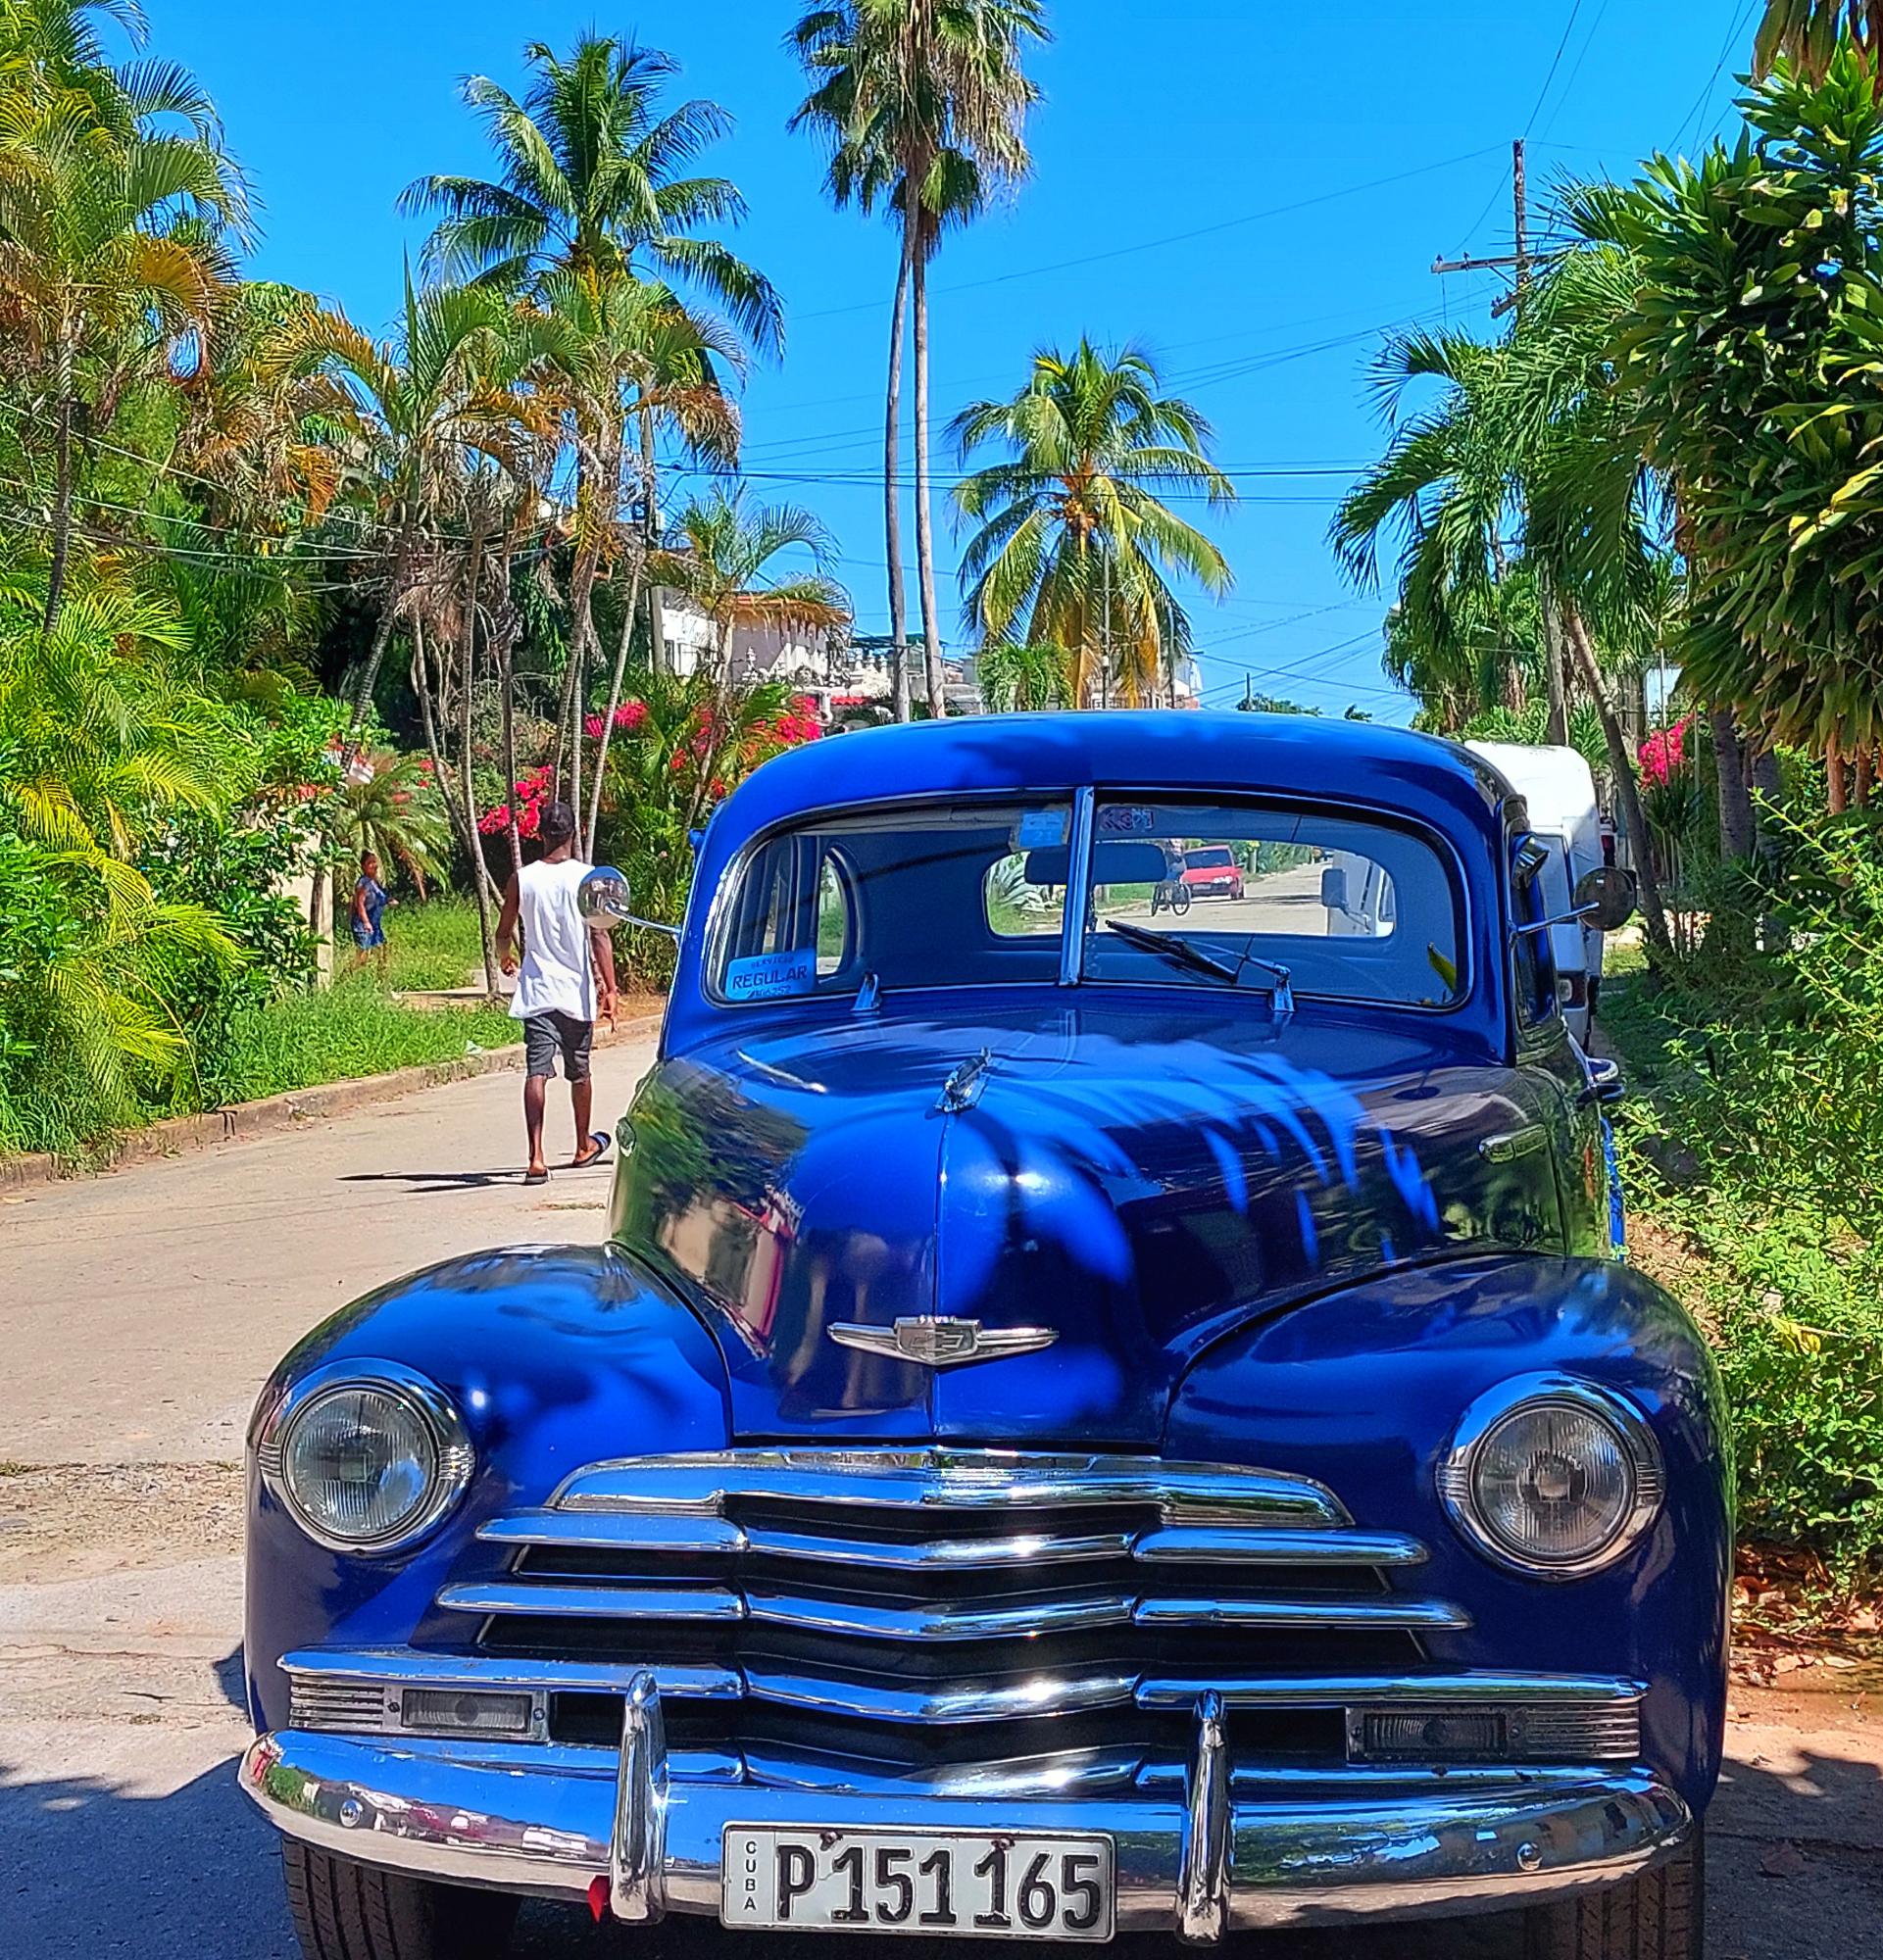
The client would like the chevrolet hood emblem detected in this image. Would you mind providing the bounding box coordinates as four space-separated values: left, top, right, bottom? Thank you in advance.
829 1316 1059 1368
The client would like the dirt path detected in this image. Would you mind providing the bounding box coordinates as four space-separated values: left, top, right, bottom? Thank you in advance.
0 1033 1877 1957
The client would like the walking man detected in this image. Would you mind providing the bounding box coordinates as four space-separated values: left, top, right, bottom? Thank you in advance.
495 802 619 1186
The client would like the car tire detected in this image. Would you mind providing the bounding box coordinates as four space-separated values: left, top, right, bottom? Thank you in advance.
1521 1830 1703 1960
283 1839 520 1960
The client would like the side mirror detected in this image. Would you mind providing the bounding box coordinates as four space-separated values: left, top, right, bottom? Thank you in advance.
579 866 633 925
1572 866 1637 933
1319 866 1350 912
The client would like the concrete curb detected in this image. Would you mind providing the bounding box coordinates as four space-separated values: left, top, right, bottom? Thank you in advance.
0 1008 666 1190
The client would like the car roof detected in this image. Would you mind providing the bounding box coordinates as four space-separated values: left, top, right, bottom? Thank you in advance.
717 710 1506 842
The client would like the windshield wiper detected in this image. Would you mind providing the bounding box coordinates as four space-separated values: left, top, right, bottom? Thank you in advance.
1103 918 1295 1012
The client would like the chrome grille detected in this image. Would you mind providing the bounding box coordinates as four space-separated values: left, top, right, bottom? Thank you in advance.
427 1447 1518 1779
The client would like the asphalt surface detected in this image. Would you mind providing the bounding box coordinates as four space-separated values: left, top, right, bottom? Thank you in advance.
1 1026 1878 1959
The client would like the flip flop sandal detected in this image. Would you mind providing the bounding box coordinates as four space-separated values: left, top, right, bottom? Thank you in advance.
523 1168 550 1187
573 1132 614 1170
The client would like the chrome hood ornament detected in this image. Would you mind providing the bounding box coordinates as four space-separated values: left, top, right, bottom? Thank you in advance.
829 1316 1059 1369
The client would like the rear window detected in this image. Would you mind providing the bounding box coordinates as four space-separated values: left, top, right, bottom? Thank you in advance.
1185 848 1234 869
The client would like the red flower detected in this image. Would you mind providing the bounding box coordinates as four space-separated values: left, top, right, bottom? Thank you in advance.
477 805 511 836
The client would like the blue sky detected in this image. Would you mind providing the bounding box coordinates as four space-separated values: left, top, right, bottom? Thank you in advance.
154 0 1761 720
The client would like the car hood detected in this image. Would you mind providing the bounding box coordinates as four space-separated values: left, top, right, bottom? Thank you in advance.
608 1002 1566 1444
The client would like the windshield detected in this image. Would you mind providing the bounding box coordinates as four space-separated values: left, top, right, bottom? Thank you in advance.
711 794 1463 1008
1081 798 1462 1005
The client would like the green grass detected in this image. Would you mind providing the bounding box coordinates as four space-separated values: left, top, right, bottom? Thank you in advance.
208 986 520 1105
350 895 490 993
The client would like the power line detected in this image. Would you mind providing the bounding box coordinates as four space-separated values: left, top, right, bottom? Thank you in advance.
794 146 1505 323
1537 0 1613 143
1524 1 1588 136
1672 0 1759 155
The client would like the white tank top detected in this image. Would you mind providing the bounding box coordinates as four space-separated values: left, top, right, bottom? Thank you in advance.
511 857 597 1022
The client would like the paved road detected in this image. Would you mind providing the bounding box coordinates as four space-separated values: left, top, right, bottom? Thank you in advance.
1 1039 1878 1959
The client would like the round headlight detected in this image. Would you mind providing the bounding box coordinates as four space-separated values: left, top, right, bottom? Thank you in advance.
269 1365 471 1553
1439 1376 1663 1578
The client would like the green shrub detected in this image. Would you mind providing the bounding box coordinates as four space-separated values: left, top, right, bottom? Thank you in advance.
1607 814 1883 1592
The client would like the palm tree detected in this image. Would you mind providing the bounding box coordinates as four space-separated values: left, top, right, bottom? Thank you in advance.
268 274 559 745
534 273 744 849
1332 329 1565 734
401 34 780 351
951 339 1234 707
0 39 240 630
1334 274 1678 953
975 639 1070 710
646 487 851 687
788 2 1048 719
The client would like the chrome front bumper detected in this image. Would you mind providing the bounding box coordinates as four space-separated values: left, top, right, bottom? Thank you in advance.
239 1676 1693 1939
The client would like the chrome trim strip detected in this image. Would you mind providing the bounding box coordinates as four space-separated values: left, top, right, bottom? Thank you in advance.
1178 1693 1231 1945
743 1524 1134 1569
743 1744 1147 1798
551 1448 1348 1527
1134 1595 1471 1632
1133 1526 1428 1567
279 1648 743 1701
478 1512 747 1556
1137 1672 1646 1711
741 1664 1141 1725
744 1588 1134 1642
434 1582 745 1622
1060 786 1097 987
610 1672 668 1923
240 1730 1691 1929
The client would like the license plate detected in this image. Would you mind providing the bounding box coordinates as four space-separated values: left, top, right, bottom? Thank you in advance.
721 1826 1115 1940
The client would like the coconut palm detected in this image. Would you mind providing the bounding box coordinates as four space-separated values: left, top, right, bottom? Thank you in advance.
951 339 1234 707
646 487 851 685
0 49 240 629
533 273 745 849
788 2 1048 718
268 274 561 745
400 34 779 354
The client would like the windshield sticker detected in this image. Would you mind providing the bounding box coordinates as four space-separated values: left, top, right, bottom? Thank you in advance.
724 950 815 1003
1013 808 1069 850
1099 805 1158 836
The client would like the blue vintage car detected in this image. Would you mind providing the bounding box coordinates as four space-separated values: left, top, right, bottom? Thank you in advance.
241 712 1728 1960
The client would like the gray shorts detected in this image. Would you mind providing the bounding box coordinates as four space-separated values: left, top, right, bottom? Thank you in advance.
523 1010 593 1082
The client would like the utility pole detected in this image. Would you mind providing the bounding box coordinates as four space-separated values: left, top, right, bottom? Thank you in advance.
1432 137 1568 744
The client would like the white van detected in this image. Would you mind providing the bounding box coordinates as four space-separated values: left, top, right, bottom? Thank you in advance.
1467 742 1609 1045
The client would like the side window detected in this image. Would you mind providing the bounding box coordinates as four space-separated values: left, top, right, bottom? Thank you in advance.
1511 837 1561 1034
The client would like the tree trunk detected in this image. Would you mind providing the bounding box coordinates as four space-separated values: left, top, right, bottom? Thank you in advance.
909 181 945 720
586 542 648 860
43 329 77 636
495 559 524 878
458 606 500 996
1710 706 1757 860
344 523 414 760
1562 608 1671 956
1538 568 1570 747
886 238 913 723
1858 746 1875 808
1827 733 1848 814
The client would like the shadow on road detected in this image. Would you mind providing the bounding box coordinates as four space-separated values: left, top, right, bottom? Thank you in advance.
0 1742 1874 1959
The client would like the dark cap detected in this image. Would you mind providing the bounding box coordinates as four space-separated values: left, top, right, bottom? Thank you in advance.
539 800 577 849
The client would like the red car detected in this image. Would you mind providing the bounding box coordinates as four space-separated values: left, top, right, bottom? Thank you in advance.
1180 845 1245 900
